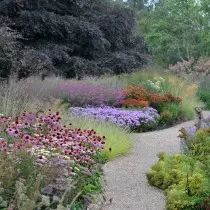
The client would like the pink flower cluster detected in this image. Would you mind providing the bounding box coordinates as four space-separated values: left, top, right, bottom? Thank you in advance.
0 112 105 174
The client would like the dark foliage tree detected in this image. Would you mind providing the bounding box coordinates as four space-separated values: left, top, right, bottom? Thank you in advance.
0 0 149 78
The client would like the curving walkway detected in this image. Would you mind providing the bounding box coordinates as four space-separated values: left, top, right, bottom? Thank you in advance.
103 112 210 210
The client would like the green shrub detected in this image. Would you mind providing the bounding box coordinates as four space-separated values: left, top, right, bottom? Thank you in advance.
166 175 210 210
147 153 210 210
189 128 210 166
0 151 55 208
159 103 189 126
159 110 174 126
197 88 210 110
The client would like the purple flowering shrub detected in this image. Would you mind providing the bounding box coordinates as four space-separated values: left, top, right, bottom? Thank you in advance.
60 82 124 107
71 106 160 131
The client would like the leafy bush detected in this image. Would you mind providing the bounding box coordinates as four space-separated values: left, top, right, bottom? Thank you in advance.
147 153 210 210
168 59 194 79
60 82 124 107
158 110 174 126
70 106 159 132
197 88 210 110
145 76 166 93
168 58 210 110
158 103 187 126
122 85 182 112
139 0 210 66
148 116 210 210
169 57 210 78
179 116 210 150
123 98 150 108
0 0 149 78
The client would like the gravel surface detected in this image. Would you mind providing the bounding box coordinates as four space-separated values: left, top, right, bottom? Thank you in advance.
103 112 210 210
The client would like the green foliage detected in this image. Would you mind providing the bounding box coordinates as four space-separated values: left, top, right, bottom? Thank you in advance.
197 88 210 110
64 170 103 209
148 124 210 209
158 110 174 126
147 153 210 210
139 0 210 66
0 144 105 210
117 0 149 10
166 176 209 210
189 128 210 164
158 103 180 126
0 151 55 208
196 74 210 110
121 69 201 121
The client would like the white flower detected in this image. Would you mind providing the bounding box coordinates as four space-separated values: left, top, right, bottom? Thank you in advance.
159 77 165 82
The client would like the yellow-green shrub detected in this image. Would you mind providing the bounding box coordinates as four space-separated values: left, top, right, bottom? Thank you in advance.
147 153 210 210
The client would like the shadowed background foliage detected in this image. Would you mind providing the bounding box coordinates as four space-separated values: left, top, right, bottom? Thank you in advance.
0 0 150 79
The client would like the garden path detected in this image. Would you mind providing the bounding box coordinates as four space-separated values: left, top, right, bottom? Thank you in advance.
103 111 210 210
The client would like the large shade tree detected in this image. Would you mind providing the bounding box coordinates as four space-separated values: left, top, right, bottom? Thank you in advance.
139 0 210 66
0 0 147 78
0 0 149 78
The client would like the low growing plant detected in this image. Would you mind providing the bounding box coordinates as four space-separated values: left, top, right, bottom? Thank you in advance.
70 106 159 132
147 153 210 210
197 88 210 110
148 116 210 210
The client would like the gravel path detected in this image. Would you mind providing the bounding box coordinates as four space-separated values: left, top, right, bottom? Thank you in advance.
103 112 210 210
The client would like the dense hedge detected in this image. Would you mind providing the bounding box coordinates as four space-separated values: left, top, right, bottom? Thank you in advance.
0 0 149 79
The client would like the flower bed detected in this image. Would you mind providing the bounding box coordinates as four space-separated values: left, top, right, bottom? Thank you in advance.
122 86 182 110
0 112 104 173
71 106 159 132
0 112 105 209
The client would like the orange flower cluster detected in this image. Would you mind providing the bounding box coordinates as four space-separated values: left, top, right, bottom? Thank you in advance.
122 86 182 108
123 99 150 108
123 86 149 101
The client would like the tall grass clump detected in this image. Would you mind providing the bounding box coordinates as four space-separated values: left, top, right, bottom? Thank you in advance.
60 109 133 161
82 75 127 90
0 76 63 116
